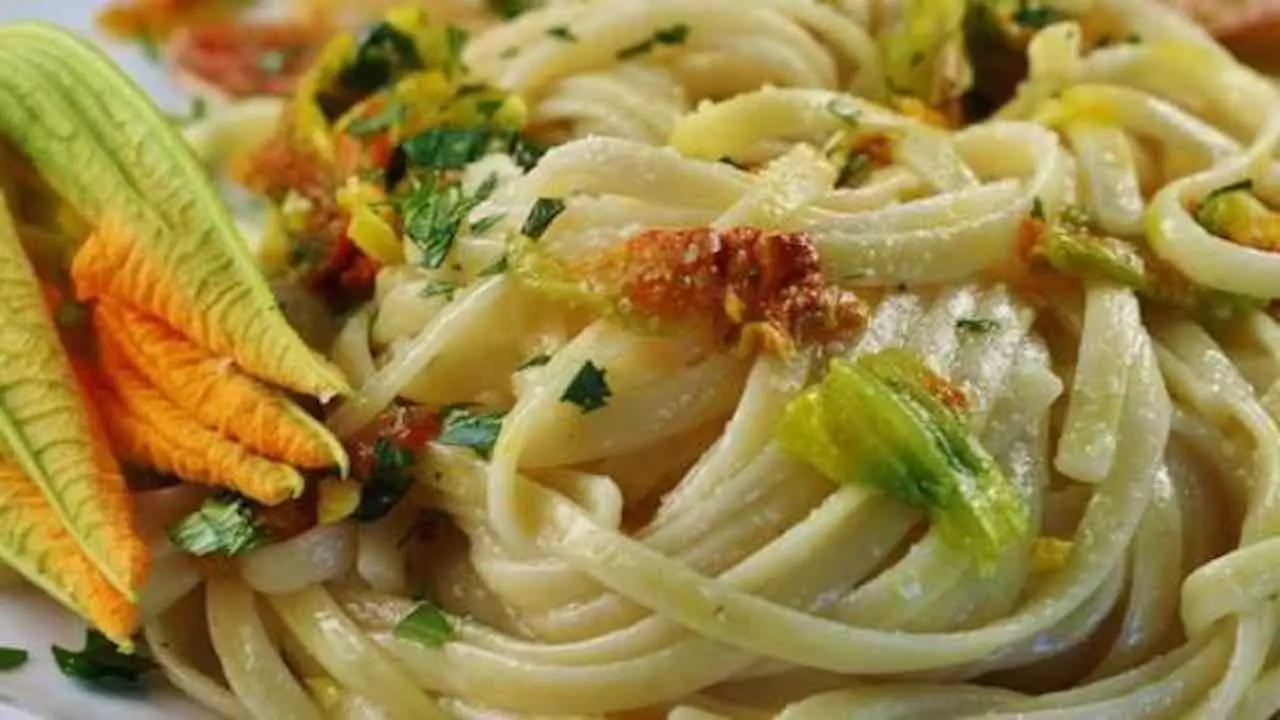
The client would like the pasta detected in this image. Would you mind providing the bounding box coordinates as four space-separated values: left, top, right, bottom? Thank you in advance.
28 0 1280 718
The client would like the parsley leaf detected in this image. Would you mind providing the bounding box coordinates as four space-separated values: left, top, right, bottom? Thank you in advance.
470 213 505 234
835 152 873 188
956 318 1000 333
169 494 268 557
826 98 860 127
402 174 499 268
421 279 460 300
0 647 27 671
1012 5 1071 30
437 406 505 459
402 127 545 171
488 0 534 19
138 33 161 63
521 198 567 240
402 127 494 169
547 25 577 42
346 99 406 137
53 631 156 691
478 254 509 276
342 22 423 94
445 26 470 76
257 49 288 75
353 438 418 521
617 23 690 60
1031 196 1046 220
561 361 612 413
517 352 552 370
394 601 455 647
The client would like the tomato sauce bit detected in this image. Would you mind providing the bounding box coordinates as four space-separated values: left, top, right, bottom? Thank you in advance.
347 405 442 481
597 227 866 351
170 20 328 98
236 128 381 308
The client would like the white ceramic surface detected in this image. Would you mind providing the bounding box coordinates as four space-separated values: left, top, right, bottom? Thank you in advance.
0 2 218 718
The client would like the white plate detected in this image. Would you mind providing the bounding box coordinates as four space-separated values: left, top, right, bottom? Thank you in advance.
0 1 221 717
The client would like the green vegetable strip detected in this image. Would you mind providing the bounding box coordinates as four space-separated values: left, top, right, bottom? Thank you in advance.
775 350 1027 566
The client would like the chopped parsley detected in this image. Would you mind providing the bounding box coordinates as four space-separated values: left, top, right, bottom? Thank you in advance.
257 49 288 75
517 352 552 370
394 601 455 647
478 253 509 276
521 198 567 240
1031 196 1046 221
346 99 407 137
403 173 499 268
169 494 268 557
137 33 161 63
421 279 460 300
402 126 545 171
53 630 156 690
1011 5 1071 30
956 318 1000 333
437 405 505 460
617 23 690 60
547 25 578 42
402 127 494 169
826 98 860 127
488 0 535 19
470 213 505 235
835 152 874 188
342 22 423 94
0 647 27 671
445 26 470 76
561 361 612 413
167 96 208 127
353 438 418 522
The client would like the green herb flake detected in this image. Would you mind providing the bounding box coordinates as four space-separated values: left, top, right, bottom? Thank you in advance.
138 33 161 63
257 49 288 75
53 630 157 690
470 213 505 235
437 406 505 460
617 23 690 60
394 601 455 648
1031 196 1046 221
475 98 505 118
488 0 534 19
354 438 418 521
445 26 470 75
825 98 860 127
169 494 268 557
342 22 423 94
402 127 493 169
517 352 552 370
346 99 407 137
835 152 873 188
521 198 567 240
421 280 460 300
0 647 28 671
547 25 578 42
1011 5 1071 30
402 173 499 269
956 317 1000 333
478 254 509 276
561 361 612 413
